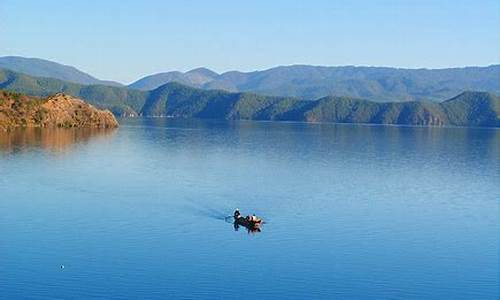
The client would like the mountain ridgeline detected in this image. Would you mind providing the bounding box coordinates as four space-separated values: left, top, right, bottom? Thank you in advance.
129 64 500 102
130 68 219 90
1 68 498 127
0 56 122 86
2 56 499 103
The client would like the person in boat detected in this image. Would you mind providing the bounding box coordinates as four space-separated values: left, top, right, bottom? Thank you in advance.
245 215 255 223
233 208 241 219
246 214 259 223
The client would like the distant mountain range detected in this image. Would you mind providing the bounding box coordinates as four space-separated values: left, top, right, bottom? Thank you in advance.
0 56 123 87
129 64 500 103
129 67 219 90
1 68 498 127
1 56 499 102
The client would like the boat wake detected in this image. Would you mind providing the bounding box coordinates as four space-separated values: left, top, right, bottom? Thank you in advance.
182 199 231 221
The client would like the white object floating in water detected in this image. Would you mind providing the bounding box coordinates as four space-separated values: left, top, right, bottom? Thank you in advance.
60 265 65 269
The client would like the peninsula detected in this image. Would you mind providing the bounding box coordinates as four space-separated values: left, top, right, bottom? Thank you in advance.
0 90 118 131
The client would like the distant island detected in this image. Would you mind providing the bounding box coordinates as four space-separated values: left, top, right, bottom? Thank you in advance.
0 90 118 131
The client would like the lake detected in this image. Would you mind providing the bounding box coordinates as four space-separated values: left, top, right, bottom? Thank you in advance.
0 118 498 299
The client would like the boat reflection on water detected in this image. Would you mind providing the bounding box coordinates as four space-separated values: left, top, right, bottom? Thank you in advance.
224 215 263 233
0 127 116 154
234 221 262 233
233 216 263 234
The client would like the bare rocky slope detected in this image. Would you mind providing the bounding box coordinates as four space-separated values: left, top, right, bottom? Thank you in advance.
0 90 118 131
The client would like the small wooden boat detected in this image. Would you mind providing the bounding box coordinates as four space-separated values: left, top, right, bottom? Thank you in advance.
234 216 263 229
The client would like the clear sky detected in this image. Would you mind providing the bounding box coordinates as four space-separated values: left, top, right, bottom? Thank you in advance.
1 0 499 83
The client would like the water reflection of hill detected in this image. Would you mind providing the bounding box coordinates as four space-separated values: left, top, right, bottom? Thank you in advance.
0 128 116 154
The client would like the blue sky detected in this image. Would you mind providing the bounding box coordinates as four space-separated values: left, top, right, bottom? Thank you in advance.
1 0 499 83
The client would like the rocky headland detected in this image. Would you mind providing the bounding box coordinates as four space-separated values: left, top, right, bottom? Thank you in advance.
0 90 118 131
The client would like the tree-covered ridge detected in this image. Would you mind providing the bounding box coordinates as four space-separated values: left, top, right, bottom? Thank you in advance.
142 85 498 127
1 68 498 127
0 69 144 116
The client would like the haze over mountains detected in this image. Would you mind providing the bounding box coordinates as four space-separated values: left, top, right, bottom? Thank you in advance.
129 68 219 90
0 56 123 87
129 65 500 103
1 56 499 103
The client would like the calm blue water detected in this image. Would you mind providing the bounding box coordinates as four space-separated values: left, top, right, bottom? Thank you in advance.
0 119 498 299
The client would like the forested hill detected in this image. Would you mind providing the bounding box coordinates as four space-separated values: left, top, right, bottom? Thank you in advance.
141 85 499 127
1 68 498 127
0 68 144 116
